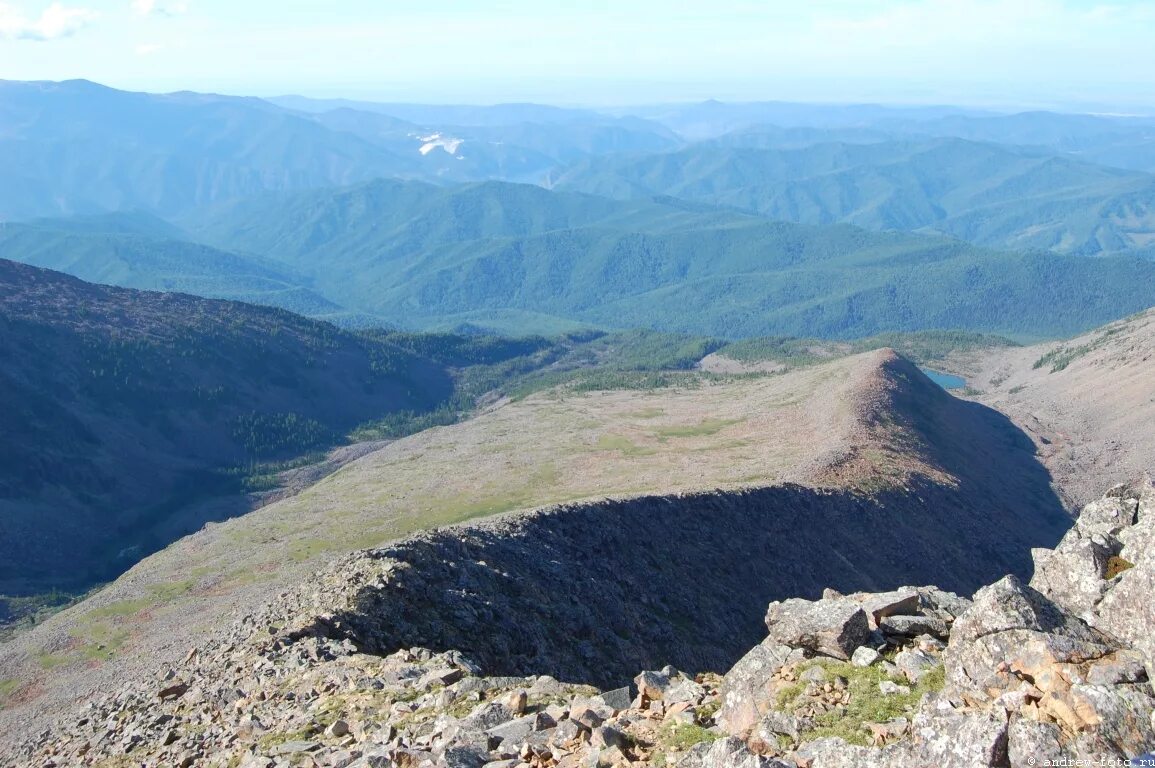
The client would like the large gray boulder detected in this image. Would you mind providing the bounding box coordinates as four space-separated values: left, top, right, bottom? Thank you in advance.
944 575 1114 701
1007 719 1067 767
793 737 898 768
763 597 870 661
1063 683 1155 759
1030 537 1113 619
902 704 1010 767
854 589 920 629
1085 486 1155 676
797 702 1011 768
1030 480 1155 684
678 736 792 768
716 639 801 738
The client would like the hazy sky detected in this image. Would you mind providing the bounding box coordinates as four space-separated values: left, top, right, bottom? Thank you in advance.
2 0 1155 108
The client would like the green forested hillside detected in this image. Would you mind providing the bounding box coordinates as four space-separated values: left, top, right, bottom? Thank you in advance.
0 216 352 319
186 179 1155 339
552 138 1155 255
0 258 453 597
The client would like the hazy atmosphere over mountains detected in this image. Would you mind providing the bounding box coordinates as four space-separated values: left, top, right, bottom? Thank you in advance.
3 2 1155 767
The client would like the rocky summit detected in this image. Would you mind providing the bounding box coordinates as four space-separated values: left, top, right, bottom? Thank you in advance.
18 481 1155 767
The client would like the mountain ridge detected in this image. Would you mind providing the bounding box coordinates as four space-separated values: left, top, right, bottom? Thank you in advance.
0 342 1069 760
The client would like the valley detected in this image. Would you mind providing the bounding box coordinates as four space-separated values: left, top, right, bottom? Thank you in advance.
2 71 1155 767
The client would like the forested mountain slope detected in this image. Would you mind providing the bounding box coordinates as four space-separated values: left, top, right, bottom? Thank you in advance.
186 178 1155 338
0 259 450 597
552 138 1155 255
0 214 349 320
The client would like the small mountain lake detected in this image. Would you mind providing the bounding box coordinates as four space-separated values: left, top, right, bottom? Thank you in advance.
921 368 966 390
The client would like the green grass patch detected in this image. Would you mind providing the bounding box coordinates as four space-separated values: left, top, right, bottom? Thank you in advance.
628 408 666 419
593 434 657 457
76 622 131 662
1033 345 1091 373
721 330 1017 370
0 678 20 707
1032 325 1124 373
660 722 720 751
79 579 196 622
655 418 741 439
792 658 946 747
37 652 71 670
775 682 804 710
257 727 319 751
83 599 152 620
39 619 133 669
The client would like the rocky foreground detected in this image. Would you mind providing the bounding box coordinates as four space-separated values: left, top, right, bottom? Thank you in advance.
19 481 1155 767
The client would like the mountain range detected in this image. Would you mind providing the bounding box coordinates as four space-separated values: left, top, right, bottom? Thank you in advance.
0 79 678 219
5 77 1155 767
3 80 1155 345
552 137 1155 255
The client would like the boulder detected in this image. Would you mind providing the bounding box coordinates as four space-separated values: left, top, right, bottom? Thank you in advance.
880 615 950 640
945 575 1114 701
595 687 632 712
1055 684 1155 758
717 640 799 738
914 587 973 623
485 715 537 746
1007 719 1067 767
793 737 898 768
438 744 488 768
878 680 911 696
855 589 920 629
460 702 515 732
680 736 792 768
1075 495 1138 539
950 576 1105 647
793 700 1014 768
850 647 880 668
763 598 870 661
1088 535 1155 673
1030 481 1155 685
634 670 670 701
1030 537 1113 619
893 649 938 684
1086 650 1149 686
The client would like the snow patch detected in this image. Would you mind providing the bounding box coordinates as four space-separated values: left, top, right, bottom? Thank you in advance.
415 132 464 156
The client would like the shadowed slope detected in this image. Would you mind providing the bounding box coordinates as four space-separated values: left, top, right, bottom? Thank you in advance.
0 259 451 596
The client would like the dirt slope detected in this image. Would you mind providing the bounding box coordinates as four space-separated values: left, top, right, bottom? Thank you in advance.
965 308 1155 507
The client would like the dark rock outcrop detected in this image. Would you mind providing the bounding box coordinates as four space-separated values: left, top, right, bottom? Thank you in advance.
279 477 1065 690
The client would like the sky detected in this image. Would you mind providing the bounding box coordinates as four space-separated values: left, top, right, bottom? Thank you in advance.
2 0 1155 109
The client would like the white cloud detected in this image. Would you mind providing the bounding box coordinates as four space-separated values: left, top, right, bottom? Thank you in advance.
135 41 163 55
0 2 97 40
131 0 187 17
